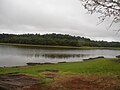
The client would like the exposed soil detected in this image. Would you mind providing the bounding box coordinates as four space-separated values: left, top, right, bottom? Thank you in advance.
0 74 41 90
39 69 59 79
49 75 120 90
0 73 120 90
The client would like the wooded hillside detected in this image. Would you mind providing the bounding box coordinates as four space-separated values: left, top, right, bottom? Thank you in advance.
0 33 120 47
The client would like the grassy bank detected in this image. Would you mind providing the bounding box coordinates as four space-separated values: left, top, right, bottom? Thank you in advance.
0 58 120 76
0 58 120 90
0 43 120 50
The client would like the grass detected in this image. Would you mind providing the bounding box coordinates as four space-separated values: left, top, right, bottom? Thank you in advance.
0 58 120 89
0 43 99 50
0 58 120 76
0 43 120 50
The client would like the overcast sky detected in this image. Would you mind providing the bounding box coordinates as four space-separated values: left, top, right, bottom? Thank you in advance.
0 0 120 42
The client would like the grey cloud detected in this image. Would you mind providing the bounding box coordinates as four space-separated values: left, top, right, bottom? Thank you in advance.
0 0 119 42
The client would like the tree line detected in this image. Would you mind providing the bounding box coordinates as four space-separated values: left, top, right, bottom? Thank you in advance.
0 33 120 47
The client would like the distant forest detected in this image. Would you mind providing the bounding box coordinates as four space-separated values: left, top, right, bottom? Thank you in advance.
0 33 120 47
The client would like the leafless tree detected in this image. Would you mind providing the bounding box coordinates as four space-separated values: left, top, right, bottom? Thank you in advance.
81 0 120 32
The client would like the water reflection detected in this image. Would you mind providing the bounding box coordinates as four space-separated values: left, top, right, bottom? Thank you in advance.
42 54 90 59
22 53 90 59
0 45 120 67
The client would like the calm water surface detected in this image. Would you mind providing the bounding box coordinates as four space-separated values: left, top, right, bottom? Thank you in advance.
0 45 120 67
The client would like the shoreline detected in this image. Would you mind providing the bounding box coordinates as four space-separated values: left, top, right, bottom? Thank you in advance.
0 58 120 90
0 58 120 75
0 43 120 50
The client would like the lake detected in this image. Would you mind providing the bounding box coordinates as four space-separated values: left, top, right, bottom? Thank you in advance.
0 45 120 67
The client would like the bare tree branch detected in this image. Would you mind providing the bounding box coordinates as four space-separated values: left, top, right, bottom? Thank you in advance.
81 0 120 30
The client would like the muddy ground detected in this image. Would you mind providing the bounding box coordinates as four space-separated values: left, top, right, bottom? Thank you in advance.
0 74 42 90
0 72 120 90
